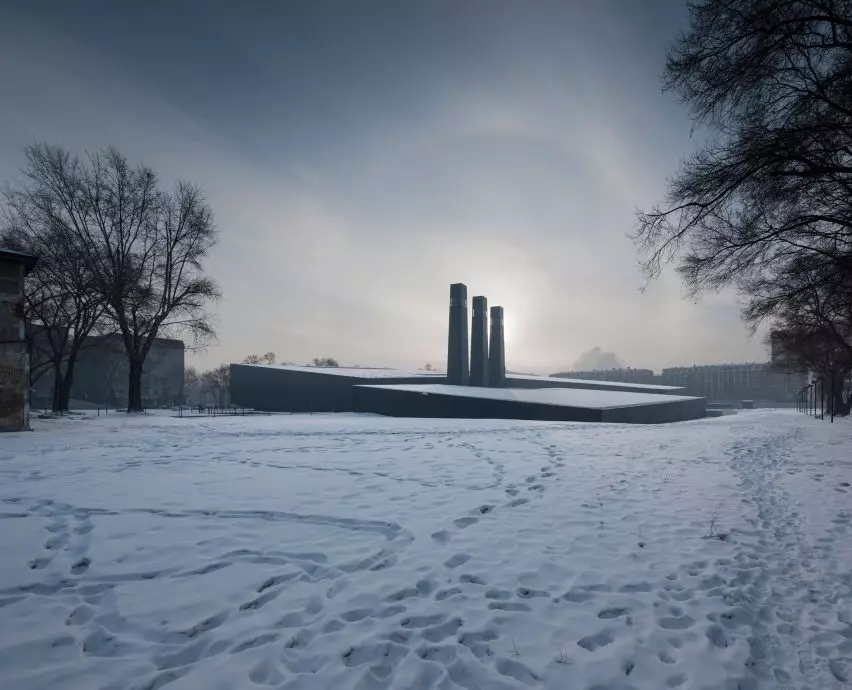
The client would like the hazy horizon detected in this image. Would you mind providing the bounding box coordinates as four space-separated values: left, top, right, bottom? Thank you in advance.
0 0 771 375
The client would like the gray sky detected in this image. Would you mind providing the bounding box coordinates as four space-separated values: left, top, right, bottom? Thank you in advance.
0 0 769 374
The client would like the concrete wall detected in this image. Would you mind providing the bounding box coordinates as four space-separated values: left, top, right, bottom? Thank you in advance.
353 387 706 424
488 306 506 387
601 397 706 424
229 364 444 412
352 386 603 422
0 259 28 431
447 284 469 386
470 296 488 387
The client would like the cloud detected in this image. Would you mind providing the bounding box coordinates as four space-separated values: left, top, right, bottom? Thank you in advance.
0 0 770 374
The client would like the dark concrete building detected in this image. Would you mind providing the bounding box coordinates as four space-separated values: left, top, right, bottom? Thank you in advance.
230 365 444 413
230 364 696 421
228 282 703 424
355 384 706 424
470 296 489 387
447 283 469 385
0 248 38 431
488 305 506 388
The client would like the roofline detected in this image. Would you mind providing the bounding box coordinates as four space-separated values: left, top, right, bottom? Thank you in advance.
0 248 39 274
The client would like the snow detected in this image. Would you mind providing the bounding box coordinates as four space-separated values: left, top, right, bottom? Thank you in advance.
0 410 850 690
237 364 446 379
235 364 682 393
358 384 701 409
508 374 683 393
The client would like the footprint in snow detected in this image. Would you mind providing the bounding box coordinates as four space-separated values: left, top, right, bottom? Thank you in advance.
444 553 471 569
71 557 91 575
577 630 614 651
454 517 478 529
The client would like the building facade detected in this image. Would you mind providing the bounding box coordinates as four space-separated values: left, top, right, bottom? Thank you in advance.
553 363 805 403
659 363 806 403
0 249 38 431
32 335 184 409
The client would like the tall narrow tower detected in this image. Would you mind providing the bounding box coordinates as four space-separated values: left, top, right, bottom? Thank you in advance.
470 296 489 387
488 305 506 388
447 283 469 386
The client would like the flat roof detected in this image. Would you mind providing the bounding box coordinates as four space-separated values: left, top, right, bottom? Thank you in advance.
234 364 683 391
358 384 702 410
509 373 682 392
236 363 445 379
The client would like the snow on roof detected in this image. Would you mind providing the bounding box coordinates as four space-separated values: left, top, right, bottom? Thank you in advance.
234 364 682 391
235 363 446 379
509 373 682 392
358 384 702 410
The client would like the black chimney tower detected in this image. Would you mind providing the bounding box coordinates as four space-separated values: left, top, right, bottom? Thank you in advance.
488 305 506 387
447 283 469 385
470 296 489 387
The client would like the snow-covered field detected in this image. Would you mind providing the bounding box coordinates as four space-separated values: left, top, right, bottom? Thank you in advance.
0 410 850 690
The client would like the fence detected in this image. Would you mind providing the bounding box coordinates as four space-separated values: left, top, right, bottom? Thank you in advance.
176 405 270 418
796 378 837 422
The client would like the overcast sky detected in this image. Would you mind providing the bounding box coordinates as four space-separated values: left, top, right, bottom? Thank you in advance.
0 0 770 373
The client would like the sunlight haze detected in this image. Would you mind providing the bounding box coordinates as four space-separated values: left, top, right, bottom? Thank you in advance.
0 0 770 373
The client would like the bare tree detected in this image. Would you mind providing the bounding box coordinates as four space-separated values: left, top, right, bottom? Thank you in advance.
244 351 275 365
200 364 229 407
311 357 339 367
634 0 852 306
2 182 106 412
183 365 200 405
764 257 852 413
16 143 220 411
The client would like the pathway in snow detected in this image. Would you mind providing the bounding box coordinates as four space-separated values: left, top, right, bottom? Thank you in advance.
0 411 849 690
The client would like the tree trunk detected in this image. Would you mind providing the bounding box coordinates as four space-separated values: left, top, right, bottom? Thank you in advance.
830 373 850 416
57 358 77 412
51 361 64 414
127 358 144 412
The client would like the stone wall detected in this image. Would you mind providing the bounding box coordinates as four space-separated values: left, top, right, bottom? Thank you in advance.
0 259 28 431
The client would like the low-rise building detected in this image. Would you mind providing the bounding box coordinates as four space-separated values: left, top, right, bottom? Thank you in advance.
32 334 184 410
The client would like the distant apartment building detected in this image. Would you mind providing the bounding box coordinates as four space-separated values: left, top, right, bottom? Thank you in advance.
659 363 806 403
33 334 184 409
0 248 38 430
551 368 658 385
551 361 807 403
